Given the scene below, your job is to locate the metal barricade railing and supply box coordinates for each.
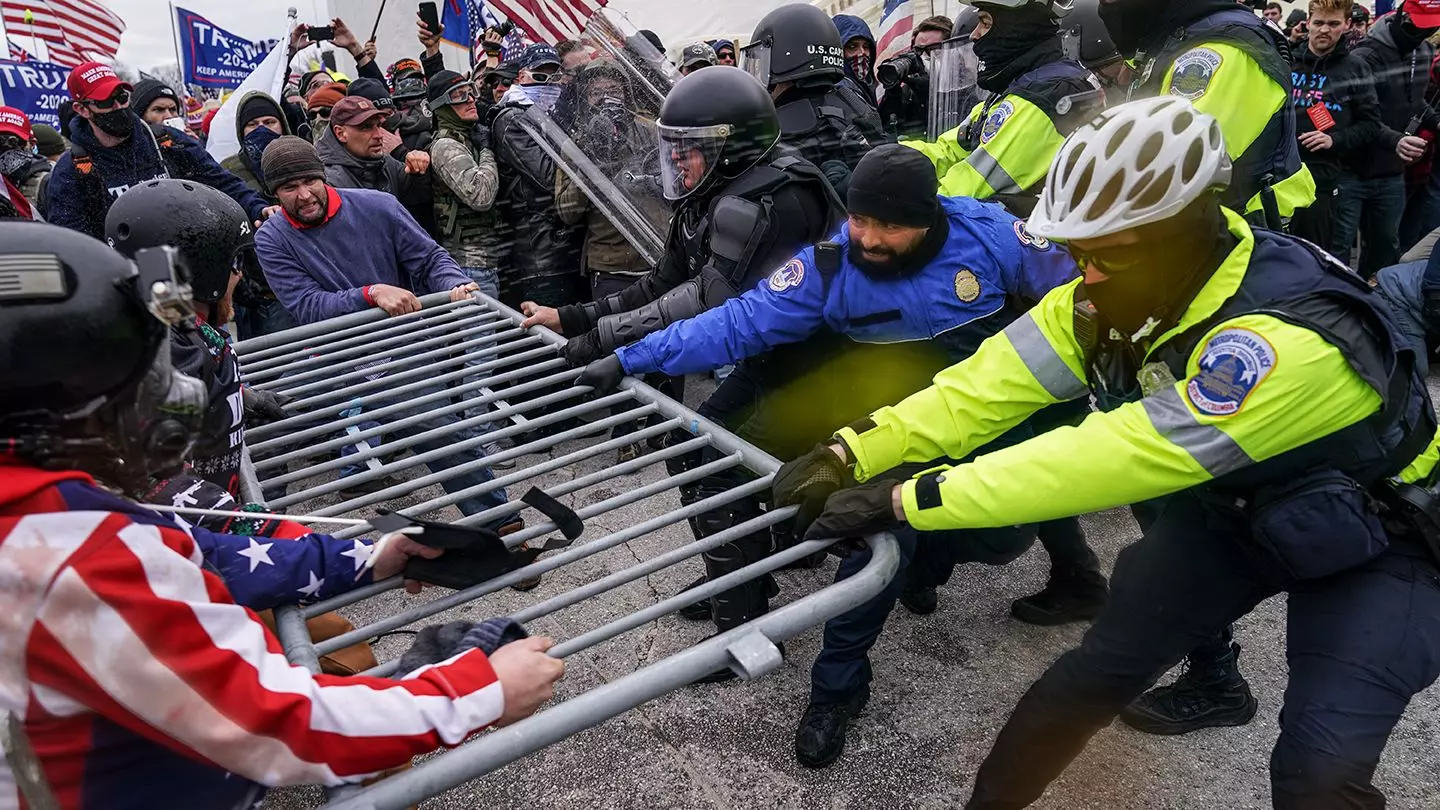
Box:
[232,291,899,810]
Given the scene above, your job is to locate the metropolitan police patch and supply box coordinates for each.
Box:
[1169,48,1223,101]
[1185,328,1277,417]
[954,269,981,303]
[768,259,805,292]
[980,101,1015,145]
[1014,221,1049,250]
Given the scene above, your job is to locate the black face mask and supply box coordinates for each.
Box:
[1097,0,1151,57]
[973,4,1062,93]
[848,213,950,279]
[92,107,135,138]
[1393,14,1440,51]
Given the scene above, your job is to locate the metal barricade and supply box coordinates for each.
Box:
[232,292,900,810]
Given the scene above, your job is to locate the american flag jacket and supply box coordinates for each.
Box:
[0,465,505,810]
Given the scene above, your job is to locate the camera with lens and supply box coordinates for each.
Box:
[877,50,926,89]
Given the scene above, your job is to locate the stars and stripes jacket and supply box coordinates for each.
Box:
[0,465,506,810]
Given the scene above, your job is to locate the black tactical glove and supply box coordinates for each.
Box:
[562,330,604,367]
[773,443,854,536]
[803,480,902,543]
[243,388,293,426]
[577,354,625,394]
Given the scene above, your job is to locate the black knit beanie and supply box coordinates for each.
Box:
[260,135,326,188]
[237,95,283,129]
[847,143,940,228]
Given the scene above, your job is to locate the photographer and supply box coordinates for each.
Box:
[876,15,952,139]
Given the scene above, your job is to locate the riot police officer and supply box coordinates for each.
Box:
[740,3,890,193]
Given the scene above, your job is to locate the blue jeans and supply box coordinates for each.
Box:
[1333,175,1406,277]
[1400,166,1440,257]
[460,267,504,436]
[234,299,298,341]
[809,522,1036,705]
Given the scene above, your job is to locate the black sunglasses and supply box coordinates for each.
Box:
[85,88,131,111]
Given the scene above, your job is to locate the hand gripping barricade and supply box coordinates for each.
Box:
[229,291,900,810]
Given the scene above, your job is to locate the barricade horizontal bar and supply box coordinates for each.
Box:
[244,310,504,382]
[233,291,457,354]
[238,302,483,368]
[255,325,528,394]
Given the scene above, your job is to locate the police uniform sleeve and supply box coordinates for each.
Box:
[936,95,1064,199]
[835,280,1091,481]
[897,313,1384,531]
[901,98,983,178]
[615,251,828,377]
[1399,433,1440,485]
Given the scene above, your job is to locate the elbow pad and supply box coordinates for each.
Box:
[596,272,740,351]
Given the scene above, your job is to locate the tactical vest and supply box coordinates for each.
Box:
[775,84,878,173]
[1134,8,1303,215]
[1079,229,1435,494]
[431,127,497,252]
[959,59,1100,155]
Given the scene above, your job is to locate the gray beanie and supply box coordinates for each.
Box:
[260,135,326,189]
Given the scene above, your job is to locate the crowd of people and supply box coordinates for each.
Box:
[6,0,1440,808]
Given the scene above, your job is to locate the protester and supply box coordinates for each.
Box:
[1264,1,1285,23]
[710,38,738,66]
[1343,0,1439,276]
[1290,0,1384,253]
[387,57,436,153]
[0,106,52,211]
[304,81,347,140]
[45,62,270,240]
[131,78,182,126]
[876,15,953,139]
[427,71,505,300]
[31,123,65,162]
[679,42,717,75]
[315,95,432,228]
[1348,2,1373,45]
[557,38,591,72]
[834,14,878,106]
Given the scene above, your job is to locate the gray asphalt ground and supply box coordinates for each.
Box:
[263,376,1440,810]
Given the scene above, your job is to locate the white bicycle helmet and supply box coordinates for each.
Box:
[1027,96,1232,241]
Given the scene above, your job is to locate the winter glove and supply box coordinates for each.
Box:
[243,388,293,426]
[803,480,903,543]
[773,442,854,535]
[562,330,604,367]
[468,124,492,154]
[395,618,529,676]
[577,354,625,394]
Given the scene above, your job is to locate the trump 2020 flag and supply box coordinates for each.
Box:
[175,6,274,89]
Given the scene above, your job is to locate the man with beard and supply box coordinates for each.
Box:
[905,0,1104,210]
[44,62,270,240]
[576,148,1083,763]
[783,94,1440,810]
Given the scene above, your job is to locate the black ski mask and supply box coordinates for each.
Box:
[92,107,135,139]
[973,3,1061,93]
[1393,12,1440,53]
[1099,0,1234,58]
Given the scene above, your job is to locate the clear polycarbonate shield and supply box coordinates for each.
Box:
[656,123,730,200]
[927,36,981,142]
[514,8,678,266]
[740,41,771,87]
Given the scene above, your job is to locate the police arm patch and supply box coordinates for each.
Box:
[980,100,1015,145]
[768,259,806,293]
[1169,48,1223,101]
[1014,220,1049,250]
[1185,328,1277,417]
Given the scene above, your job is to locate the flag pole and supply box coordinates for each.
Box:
[169,3,185,90]
[369,0,388,41]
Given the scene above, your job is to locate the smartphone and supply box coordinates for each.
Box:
[307,24,334,42]
[163,116,187,132]
[418,2,441,36]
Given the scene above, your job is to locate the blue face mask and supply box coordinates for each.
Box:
[242,125,282,183]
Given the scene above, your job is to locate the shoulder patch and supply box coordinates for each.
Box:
[980,101,1015,145]
[768,259,806,293]
[954,269,981,303]
[1185,328,1277,417]
[1014,220,1049,250]
[1169,48,1223,101]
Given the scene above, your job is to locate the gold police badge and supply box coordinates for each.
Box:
[954,269,981,303]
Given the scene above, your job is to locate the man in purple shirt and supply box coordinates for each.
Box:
[252,136,517,538]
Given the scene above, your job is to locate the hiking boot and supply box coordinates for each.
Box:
[616,443,643,464]
[337,475,402,500]
[694,641,786,684]
[899,584,938,615]
[1120,642,1258,735]
[675,573,780,621]
[1010,568,1109,626]
[795,687,871,768]
[499,521,543,592]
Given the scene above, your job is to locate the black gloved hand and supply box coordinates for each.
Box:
[803,480,902,542]
[562,330,604,367]
[468,124,492,154]
[773,443,855,537]
[244,388,293,425]
[577,353,625,393]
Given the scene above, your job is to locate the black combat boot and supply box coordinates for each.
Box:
[1010,566,1109,625]
[1120,641,1258,735]
[898,584,938,615]
[795,686,870,768]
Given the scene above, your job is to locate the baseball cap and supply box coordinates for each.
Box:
[329,95,389,127]
[681,42,717,69]
[1407,0,1440,27]
[521,44,561,71]
[66,61,131,103]
[0,106,33,141]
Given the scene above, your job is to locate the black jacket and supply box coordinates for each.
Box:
[1290,39,1384,187]
[1351,17,1440,179]
[773,80,890,196]
[489,100,583,286]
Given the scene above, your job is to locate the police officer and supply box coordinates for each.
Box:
[776,97,1440,808]
[740,3,890,192]
[577,143,1085,757]
[906,0,1104,211]
[1099,0,1316,226]
[520,66,845,363]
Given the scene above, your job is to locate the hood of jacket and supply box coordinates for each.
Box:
[834,15,874,50]
[315,125,392,186]
[232,90,292,141]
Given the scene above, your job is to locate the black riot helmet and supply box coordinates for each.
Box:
[656,66,781,201]
[105,179,255,305]
[742,3,846,88]
[0,221,207,492]
[1061,0,1121,70]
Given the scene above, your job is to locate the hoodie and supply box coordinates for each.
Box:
[1352,15,1440,179]
[1290,38,1384,187]
[220,90,292,201]
[45,113,267,240]
[314,124,431,226]
[834,14,878,106]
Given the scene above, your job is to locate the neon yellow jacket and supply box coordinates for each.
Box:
[904,94,1068,199]
[835,210,1381,532]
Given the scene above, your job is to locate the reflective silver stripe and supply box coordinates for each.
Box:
[1004,313,1089,401]
[966,148,1023,194]
[1141,387,1255,478]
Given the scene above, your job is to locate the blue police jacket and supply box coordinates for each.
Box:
[616,195,1080,377]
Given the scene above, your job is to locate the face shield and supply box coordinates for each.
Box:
[657,122,730,200]
[740,40,772,87]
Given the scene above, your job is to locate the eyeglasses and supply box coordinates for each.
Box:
[85,89,131,111]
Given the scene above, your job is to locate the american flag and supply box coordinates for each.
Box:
[0,0,124,67]
[488,0,607,45]
[6,37,29,60]
[875,0,914,63]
